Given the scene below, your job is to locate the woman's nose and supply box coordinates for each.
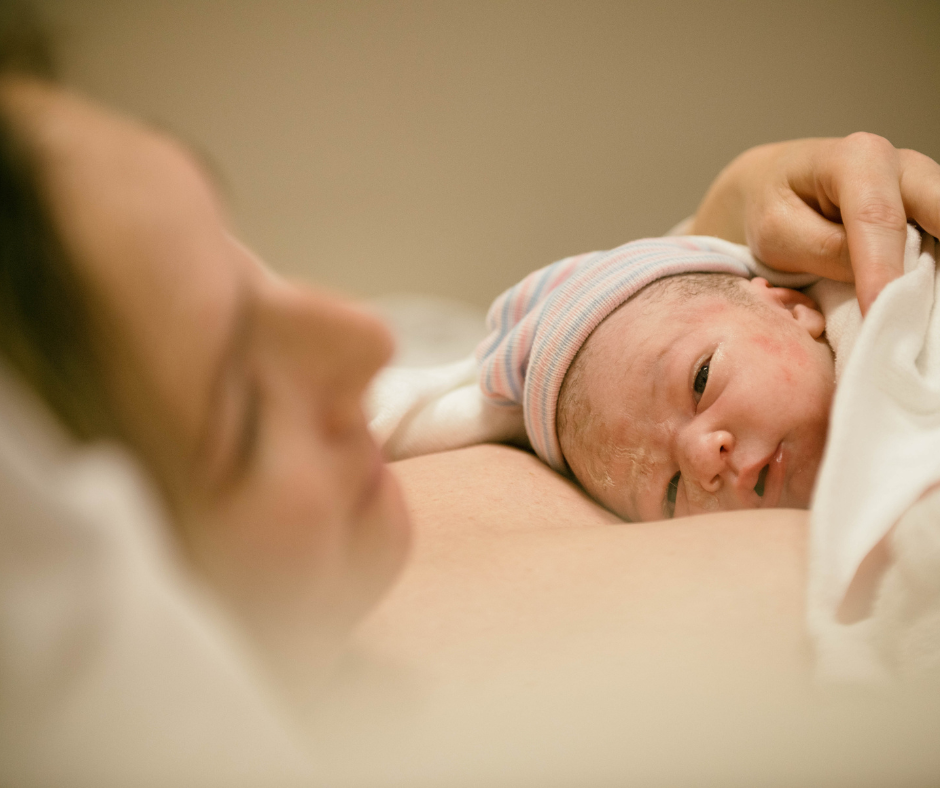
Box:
[681,427,735,493]
[310,301,395,439]
[265,281,395,433]
[312,297,394,393]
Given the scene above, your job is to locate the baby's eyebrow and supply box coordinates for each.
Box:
[653,340,672,371]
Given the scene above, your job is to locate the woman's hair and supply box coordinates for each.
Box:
[0,2,115,440]
[0,1,56,78]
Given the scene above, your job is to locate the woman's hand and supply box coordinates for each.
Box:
[692,134,940,315]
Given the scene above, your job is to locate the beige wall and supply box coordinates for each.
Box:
[35,1,940,307]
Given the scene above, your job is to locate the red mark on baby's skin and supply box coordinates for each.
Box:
[752,335,783,354]
[752,335,813,386]
[752,335,810,365]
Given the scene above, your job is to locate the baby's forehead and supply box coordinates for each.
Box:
[592,278,762,355]
[583,288,697,372]
[576,308,675,430]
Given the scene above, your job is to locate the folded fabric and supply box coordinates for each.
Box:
[809,226,940,681]
[367,357,527,459]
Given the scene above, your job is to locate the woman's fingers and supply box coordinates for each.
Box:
[831,142,940,316]
[775,134,935,316]
[747,187,853,283]
[694,135,940,315]
[825,133,908,316]
[898,147,940,239]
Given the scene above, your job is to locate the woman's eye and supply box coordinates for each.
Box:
[663,471,681,519]
[693,359,710,400]
[230,378,261,481]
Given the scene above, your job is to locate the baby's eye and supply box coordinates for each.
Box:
[693,359,710,401]
[662,471,681,519]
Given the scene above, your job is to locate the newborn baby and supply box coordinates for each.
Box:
[555,272,834,521]
[476,236,843,522]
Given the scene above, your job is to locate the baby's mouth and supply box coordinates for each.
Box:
[754,464,769,497]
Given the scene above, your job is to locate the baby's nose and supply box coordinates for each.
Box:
[684,428,735,493]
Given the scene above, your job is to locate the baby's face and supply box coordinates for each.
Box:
[562,278,835,521]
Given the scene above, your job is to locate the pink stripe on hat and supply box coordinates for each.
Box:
[476,236,755,472]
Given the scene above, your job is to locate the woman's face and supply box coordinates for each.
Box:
[1,78,410,667]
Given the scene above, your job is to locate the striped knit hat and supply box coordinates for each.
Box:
[475,236,759,473]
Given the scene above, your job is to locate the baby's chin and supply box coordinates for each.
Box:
[782,435,826,510]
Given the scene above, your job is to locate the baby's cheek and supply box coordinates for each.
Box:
[752,336,814,386]
[750,335,784,355]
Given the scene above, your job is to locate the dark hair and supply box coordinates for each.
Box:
[0,3,114,439]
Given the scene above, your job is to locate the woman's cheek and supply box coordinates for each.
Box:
[178,466,338,588]
[243,471,341,567]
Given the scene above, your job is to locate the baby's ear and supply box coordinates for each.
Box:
[745,278,826,339]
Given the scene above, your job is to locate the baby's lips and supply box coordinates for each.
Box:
[762,443,786,508]
[737,443,785,508]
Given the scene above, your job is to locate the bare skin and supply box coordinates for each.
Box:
[355,445,811,686]
[345,447,940,788]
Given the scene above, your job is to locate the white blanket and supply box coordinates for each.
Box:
[809,226,940,681]
[367,357,528,459]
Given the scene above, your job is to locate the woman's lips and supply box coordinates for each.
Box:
[354,449,385,515]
